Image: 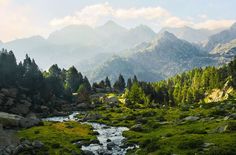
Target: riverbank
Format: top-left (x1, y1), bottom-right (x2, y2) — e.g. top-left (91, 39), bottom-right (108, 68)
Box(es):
top-left (79, 97), bottom-right (236, 155)
top-left (15, 112), bottom-right (135, 155)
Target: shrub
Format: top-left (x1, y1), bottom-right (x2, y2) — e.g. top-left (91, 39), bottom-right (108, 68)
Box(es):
top-left (140, 137), bottom-right (160, 152)
top-left (178, 138), bottom-right (204, 149)
top-left (209, 108), bottom-right (228, 117)
top-left (184, 129), bottom-right (207, 134)
top-left (206, 146), bottom-right (236, 155)
top-left (226, 121), bottom-right (236, 131)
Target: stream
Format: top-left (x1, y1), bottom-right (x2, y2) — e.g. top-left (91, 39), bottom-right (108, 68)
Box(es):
top-left (43, 112), bottom-right (136, 155)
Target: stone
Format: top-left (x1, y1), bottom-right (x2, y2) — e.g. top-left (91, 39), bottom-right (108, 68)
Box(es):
top-left (215, 126), bottom-right (227, 133)
top-left (5, 98), bottom-right (14, 106)
top-left (0, 112), bottom-right (23, 128)
top-left (19, 117), bottom-right (41, 128)
top-left (82, 113), bottom-right (101, 121)
top-left (107, 139), bottom-right (111, 142)
top-left (21, 140), bottom-right (31, 146)
top-left (90, 139), bottom-right (99, 144)
top-left (1, 88), bottom-right (18, 98)
top-left (130, 124), bottom-right (143, 132)
top-left (224, 116), bottom-right (229, 120)
top-left (71, 150), bottom-right (79, 155)
top-left (107, 142), bottom-right (116, 150)
top-left (13, 145), bottom-right (24, 154)
top-left (81, 150), bottom-right (95, 155)
top-left (32, 140), bottom-right (44, 148)
top-left (5, 145), bottom-right (15, 154)
top-left (203, 143), bottom-right (214, 148)
top-left (77, 103), bottom-right (91, 109)
top-left (229, 113), bottom-right (236, 119)
top-left (10, 100), bottom-right (31, 115)
top-left (183, 116), bottom-right (199, 122)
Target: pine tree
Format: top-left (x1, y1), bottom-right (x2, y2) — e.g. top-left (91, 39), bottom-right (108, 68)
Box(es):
top-left (113, 74), bottom-right (126, 92)
top-left (127, 78), bottom-right (132, 90)
top-left (105, 76), bottom-right (111, 88)
top-left (65, 66), bottom-right (83, 92)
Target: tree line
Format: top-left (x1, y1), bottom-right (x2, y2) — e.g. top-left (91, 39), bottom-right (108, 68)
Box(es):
top-left (125, 57), bottom-right (236, 107)
top-left (0, 49), bottom-right (130, 103)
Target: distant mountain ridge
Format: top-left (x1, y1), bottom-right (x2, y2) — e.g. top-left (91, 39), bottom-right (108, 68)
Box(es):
top-left (160, 26), bottom-right (219, 43)
top-left (87, 31), bottom-right (216, 82)
top-left (1, 21), bottom-right (236, 83)
top-left (204, 23), bottom-right (236, 51)
top-left (0, 21), bottom-right (156, 69)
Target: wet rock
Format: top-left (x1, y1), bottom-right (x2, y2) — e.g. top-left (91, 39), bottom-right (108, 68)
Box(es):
top-left (107, 139), bottom-right (111, 142)
top-left (82, 113), bottom-right (101, 121)
top-left (75, 141), bottom-right (89, 148)
top-left (130, 124), bottom-right (143, 132)
top-left (90, 139), bottom-right (100, 144)
top-left (81, 150), bottom-right (95, 155)
top-left (183, 116), bottom-right (199, 122)
top-left (71, 150), bottom-right (79, 155)
top-left (92, 131), bottom-right (99, 135)
top-left (107, 142), bottom-right (116, 150)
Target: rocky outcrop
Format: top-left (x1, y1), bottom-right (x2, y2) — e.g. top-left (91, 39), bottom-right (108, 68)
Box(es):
top-left (0, 139), bottom-right (44, 155)
top-left (0, 112), bottom-right (41, 129)
top-left (204, 81), bottom-right (234, 103)
top-left (0, 88), bottom-right (32, 116)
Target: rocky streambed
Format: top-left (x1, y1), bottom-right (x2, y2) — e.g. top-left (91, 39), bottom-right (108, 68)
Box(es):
top-left (43, 112), bottom-right (137, 155)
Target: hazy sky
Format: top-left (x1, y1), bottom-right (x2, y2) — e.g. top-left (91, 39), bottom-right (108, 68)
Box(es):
top-left (0, 0), bottom-right (235, 42)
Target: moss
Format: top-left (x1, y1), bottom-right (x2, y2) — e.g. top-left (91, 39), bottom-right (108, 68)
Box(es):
top-left (17, 121), bottom-right (96, 155)
top-left (177, 137), bottom-right (204, 149)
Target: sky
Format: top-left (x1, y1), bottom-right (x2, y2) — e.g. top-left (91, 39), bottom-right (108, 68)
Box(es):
top-left (0, 0), bottom-right (235, 42)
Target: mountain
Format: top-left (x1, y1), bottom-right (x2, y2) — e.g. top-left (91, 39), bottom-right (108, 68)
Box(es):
top-left (204, 22), bottom-right (236, 51)
top-left (211, 39), bottom-right (236, 55)
top-left (0, 21), bottom-right (157, 70)
top-left (87, 31), bottom-right (216, 82)
top-left (96, 20), bottom-right (128, 38)
top-left (160, 26), bottom-right (218, 43)
top-left (48, 25), bottom-right (100, 46)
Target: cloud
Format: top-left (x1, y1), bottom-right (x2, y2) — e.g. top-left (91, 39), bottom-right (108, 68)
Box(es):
top-left (50, 2), bottom-right (234, 31)
top-left (162, 17), bottom-right (193, 28)
top-left (114, 7), bottom-right (170, 20)
top-left (50, 2), bottom-right (113, 27)
top-left (0, 1), bottom-right (47, 42)
top-left (194, 19), bottom-right (235, 30)
top-left (50, 3), bottom-right (171, 27)
top-left (0, 0), bottom-right (9, 6)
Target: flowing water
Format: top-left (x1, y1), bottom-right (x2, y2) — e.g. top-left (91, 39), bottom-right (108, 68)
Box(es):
top-left (43, 112), bottom-right (136, 155)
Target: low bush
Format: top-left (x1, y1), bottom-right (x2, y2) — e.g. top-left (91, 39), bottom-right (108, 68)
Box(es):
top-left (178, 138), bottom-right (204, 149)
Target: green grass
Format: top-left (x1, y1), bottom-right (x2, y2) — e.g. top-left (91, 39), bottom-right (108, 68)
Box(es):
top-left (85, 96), bottom-right (236, 155)
top-left (17, 121), bottom-right (96, 155)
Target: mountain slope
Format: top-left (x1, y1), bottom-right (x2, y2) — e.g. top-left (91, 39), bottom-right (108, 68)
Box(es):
top-left (204, 23), bottom-right (236, 51)
top-left (88, 32), bottom-right (216, 82)
top-left (160, 26), bottom-right (217, 43)
top-left (0, 22), bottom-right (157, 70)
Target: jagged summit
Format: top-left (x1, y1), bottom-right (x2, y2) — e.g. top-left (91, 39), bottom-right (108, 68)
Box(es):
top-left (230, 22), bottom-right (236, 30)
